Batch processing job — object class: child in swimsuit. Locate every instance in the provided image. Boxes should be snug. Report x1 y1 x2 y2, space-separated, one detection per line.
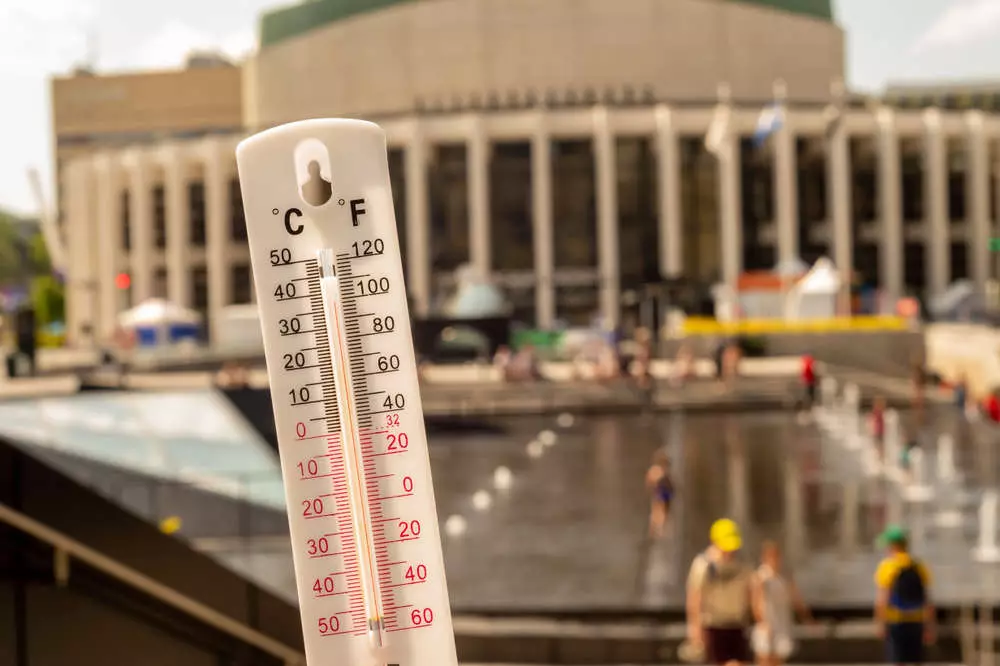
646 450 674 539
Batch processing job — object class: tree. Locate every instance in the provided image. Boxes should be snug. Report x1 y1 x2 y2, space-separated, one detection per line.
31 275 65 327
0 212 24 285
29 232 52 274
0 208 65 328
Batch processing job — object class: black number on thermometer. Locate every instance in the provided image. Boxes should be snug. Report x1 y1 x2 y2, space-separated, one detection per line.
269 248 292 265
372 316 395 333
351 238 384 256
383 393 405 409
279 317 302 335
357 277 390 296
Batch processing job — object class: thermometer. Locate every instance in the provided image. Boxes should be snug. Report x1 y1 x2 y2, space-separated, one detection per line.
235 119 458 666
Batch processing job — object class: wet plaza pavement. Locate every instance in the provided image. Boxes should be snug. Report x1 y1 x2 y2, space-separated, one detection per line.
186 404 1000 614
440 406 1000 613
8 382 998 614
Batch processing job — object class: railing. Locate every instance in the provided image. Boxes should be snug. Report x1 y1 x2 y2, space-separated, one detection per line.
0 501 305 666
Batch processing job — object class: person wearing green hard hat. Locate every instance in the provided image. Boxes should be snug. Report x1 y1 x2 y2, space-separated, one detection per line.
874 524 936 665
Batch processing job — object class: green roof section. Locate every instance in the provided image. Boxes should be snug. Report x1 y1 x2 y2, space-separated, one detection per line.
260 0 833 49
260 0 406 47
735 0 833 22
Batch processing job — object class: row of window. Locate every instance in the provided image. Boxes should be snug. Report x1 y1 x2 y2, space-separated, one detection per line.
414 85 659 114
119 178 247 251
142 264 254 306
111 135 999 296
889 93 1000 112
409 135 1000 288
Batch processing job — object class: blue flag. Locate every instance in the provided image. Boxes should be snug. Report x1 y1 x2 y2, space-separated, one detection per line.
752 104 784 147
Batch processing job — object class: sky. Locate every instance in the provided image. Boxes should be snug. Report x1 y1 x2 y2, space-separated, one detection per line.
3 0 1000 215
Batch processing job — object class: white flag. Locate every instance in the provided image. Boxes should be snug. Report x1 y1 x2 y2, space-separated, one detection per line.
705 105 731 156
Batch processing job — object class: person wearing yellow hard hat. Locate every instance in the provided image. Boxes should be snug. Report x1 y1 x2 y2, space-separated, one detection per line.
709 518 743 553
683 518 755 666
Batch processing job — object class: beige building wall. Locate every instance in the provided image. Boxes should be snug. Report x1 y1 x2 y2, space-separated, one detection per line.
52 67 243 137
51 66 244 222
248 0 844 128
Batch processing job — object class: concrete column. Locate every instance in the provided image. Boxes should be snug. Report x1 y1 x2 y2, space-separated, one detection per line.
125 151 154 303
655 105 683 278
924 108 949 297
718 126 743 291
877 109 903 307
594 107 620 330
65 161 96 346
94 155 123 340
774 101 799 265
467 116 491 278
201 137 232 342
162 147 191 307
405 124 431 318
532 113 555 329
827 106 853 312
967 112 990 291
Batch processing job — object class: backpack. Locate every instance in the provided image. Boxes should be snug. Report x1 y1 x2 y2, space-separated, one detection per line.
701 552 752 627
889 562 926 613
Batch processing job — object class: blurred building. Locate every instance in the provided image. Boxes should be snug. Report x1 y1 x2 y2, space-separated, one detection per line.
57 0 1000 345
885 81 1000 112
52 54 242 224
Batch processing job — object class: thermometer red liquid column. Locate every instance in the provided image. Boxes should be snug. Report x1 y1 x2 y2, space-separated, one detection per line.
236 119 458 666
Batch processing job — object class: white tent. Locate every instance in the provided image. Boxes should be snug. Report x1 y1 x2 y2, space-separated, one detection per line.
118 299 201 345
441 263 510 319
119 299 201 327
785 258 841 320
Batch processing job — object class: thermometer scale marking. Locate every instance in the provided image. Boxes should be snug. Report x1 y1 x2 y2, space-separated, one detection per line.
277 250 432 636
236 119 456 666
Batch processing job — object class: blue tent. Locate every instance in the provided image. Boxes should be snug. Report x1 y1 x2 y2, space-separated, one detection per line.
118 299 201 346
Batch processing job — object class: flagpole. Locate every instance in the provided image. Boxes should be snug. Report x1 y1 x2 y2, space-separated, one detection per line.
772 77 793 310
826 77 851 317
707 82 741 323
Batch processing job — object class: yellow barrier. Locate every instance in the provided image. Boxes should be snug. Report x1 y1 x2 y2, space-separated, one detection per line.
681 316 909 336
37 332 67 348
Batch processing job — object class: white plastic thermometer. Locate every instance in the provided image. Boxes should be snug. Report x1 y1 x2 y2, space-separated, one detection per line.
235 119 457 666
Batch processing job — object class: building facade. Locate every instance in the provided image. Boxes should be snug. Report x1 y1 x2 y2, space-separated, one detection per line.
58 0 1000 346
51 56 243 228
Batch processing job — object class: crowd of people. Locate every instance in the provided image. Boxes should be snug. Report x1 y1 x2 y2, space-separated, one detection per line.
490 333 748 388
680 519 935 666
651 357 937 666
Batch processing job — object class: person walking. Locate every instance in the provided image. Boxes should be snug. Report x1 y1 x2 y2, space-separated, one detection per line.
874 525 936 666
800 355 817 409
751 540 812 666
869 395 887 460
686 518 755 666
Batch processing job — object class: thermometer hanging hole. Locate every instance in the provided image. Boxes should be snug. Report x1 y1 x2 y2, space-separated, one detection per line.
294 138 334 207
